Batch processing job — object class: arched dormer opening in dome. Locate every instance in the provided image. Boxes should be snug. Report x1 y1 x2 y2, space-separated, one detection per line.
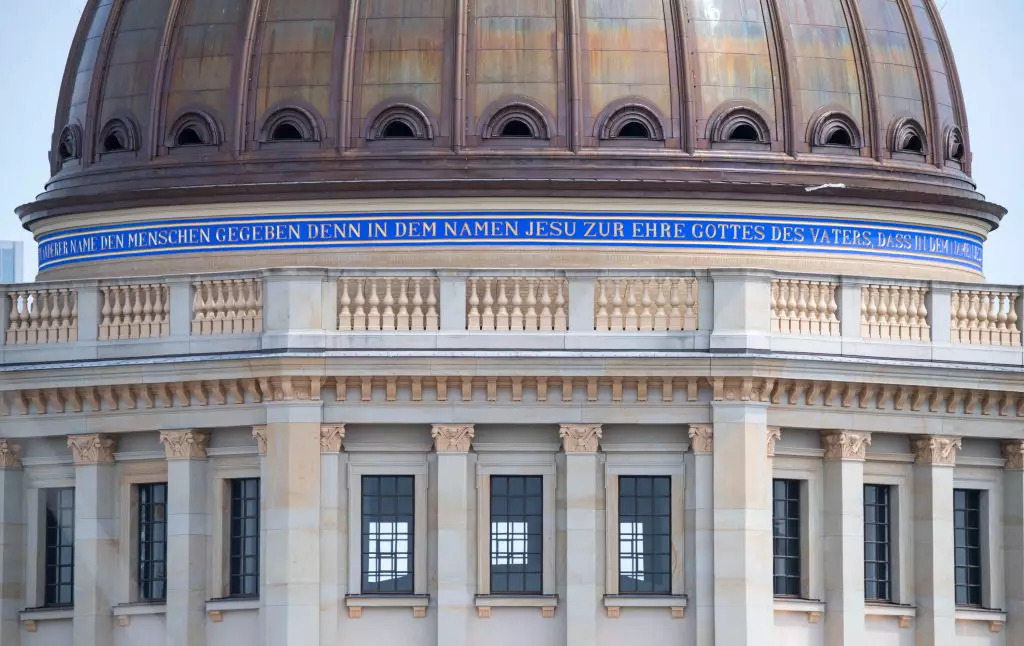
945 126 967 169
365 103 435 148
478 99 553 148
54 124 82 171
256 105 324 149
166 111 222 150
595 100 667 148
708 105 772 150
97 117 140 157
808 110 862 156
891 117 927 159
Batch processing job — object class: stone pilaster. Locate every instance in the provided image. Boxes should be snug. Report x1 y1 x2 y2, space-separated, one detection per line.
320 425 345 646
262 405 322 646
821 431 870 646
252 423 267 638
433 424 474 646
0 440 24 646
685 425 713 646
560 424 602 646
68 434 118 646
160 431 210 646
912 436 961 646
711 403 773 645
1002 440 1024 646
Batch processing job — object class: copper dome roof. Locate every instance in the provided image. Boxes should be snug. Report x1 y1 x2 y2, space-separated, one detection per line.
21 0 1002 225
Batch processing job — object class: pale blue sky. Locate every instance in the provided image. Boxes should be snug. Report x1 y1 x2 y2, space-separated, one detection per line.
0 0 1020 283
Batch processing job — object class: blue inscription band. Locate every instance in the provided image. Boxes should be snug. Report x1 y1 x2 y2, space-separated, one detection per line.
37 211 984 271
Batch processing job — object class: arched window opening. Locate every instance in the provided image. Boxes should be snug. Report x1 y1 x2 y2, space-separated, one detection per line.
826 128 852 147
499 119 533 138
951 140 964 160
617 121 651 139
728 124 759 142
382 120 415 139
58 138 74 161
176 127 205 146
903 134 923 153
103 132 126 152
271 122 304 142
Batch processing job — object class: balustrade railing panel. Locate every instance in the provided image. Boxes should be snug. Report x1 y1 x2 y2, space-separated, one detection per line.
99 284 170 340
191 279 263 335
595 278 699 332
5 288 78 345
860 285 930 342
467 277 568 332
951 290 1021 346
338 277 439 331
771 280 839 336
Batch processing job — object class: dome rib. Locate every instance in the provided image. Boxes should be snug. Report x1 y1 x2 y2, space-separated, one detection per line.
837 0 883 161
763 0 797 154
894 0 941 167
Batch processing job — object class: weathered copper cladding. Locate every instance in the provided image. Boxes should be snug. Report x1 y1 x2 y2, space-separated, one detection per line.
25 0 1001 227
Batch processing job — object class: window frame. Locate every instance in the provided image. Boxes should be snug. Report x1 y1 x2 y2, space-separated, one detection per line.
136 481 169 603
41 487 75 607
24 467 75 609
118 462 168 605
953 467 1003 610
208 457 261 600
227 477 260 598
359 474 416 594
863 460 912 605
772 478 803 597
863 483 893 602
771 456 823 601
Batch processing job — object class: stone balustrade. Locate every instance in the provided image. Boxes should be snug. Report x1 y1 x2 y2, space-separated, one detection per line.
99 284 170 340
191 279 263 335
860 284 931 342
951 289 1021 347
338 277 439 331
466 277 568 332
771 280 839 336
5 287 78 345
595 278 698 332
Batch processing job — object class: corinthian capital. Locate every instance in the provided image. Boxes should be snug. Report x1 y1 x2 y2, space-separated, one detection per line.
432 424 475 453
766 427 782 457
159 430 210 460
321 424 346 453
912 436 962 466
821 431 872 461
1002 441 1024 470
67 434 117 465
687 425 713 454
252 425 267 456
559 424 602 453
0 440 22 469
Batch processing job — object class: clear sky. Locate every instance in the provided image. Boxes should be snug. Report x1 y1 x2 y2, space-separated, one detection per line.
0 0 1020 283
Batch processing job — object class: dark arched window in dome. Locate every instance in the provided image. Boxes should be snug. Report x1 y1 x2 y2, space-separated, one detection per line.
903 134 923 153
500 119 533 138
617 121 651 139
826 128 852 147
58 136 75 161
97 118 138 155
176 127 205 146
271 122 304 142
728 124 759 142
382 120 415 139
103 132 126 152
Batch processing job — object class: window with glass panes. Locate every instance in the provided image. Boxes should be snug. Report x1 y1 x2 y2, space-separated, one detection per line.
954 489 983 606
43 488 75 606
618 476 672 594
864 484 892 601
229 478 260 597
362 475 414 594
772 479 802 597
490 475 543 594
137 483 168 601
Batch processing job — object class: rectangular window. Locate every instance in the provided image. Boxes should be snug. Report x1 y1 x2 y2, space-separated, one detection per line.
773 479 802 597
864 484 892 602
618 475 671 594
43 488 75 607
362 475 414 594
228 478 260 597
489 475 542 594
954 489 983 606
137 483 168 602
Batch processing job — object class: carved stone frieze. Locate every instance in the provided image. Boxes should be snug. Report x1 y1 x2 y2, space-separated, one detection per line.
432 424 475 453
688 425 713 454
67 434 117 465
159 430 210 460
1002 441 1024 470
0 439 22 469
321 424 346 453
766 427 782 457
821 431 872 461
912 436 962 466
560 424 602 453
252 425 267 456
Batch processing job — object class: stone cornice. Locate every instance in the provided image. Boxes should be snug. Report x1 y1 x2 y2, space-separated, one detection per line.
821 431 872 461
912 436 962 466
767 427 782 457
321 424 346 453
431 424 474 453
560 424 602 453
67 434 117 465
252 425 267 456
1002 441 1024 470
0 439 22 469
159 430 210 460
687 425 713 454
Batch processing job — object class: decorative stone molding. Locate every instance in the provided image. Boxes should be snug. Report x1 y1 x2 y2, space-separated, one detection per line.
67 434 117 465
1001 441 1024 470
821 431 872 461
766 427 782 457
0 439 22 468
710 377 774 402
432 424 475 453
252 425 267 456
159 430 210 460
559 424 602 453
912 436 962 466
687 425 713 454
321 424 346 453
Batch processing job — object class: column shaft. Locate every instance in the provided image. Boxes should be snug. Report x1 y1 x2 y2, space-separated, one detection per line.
0 464 25 646
1002 443 1024 646
320 448 342 646
564 451 600 645
165 456 209 646
436 452 471 646
913 457 956 645
72 462 118 646
685 439 714 646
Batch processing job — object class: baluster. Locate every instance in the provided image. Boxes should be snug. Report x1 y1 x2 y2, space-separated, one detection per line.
482 279 495 332
878 287 892 340
950 292 962 343
141 285 154 338
339 279 353 331
918 288 930 342
425 280 439 331
1009 294 1021 346
129 286 142 338
191 284 203 335
367 280 382 331
525 280 539 332
222 280 237 334
995 293 1009 346
956 291 969 344
610 280 624 331
253 280 264 333
987 292 1000 345
817 283 830 335
496 279 510 331
57 290 71 343
108 285 122 340
382 279 396 332
410 278 424 331
770 282 780 333
397 279 410 332
37 290 51 344
510 280 524 331
624 280 639 332
554 280 567 331
967 292 980 344
684 280 697 331
353 281 367 331
810 283 823 335
67 291 78 342
539 281 553 331
596 281 610 331
19 292 31 344
149 285 162 337
638 280 653 331
115 286 129 339
6 292 18 344
467 278 481 331
976 292 990 344
827 284 839 336
668 279 682 331
160 286 170 336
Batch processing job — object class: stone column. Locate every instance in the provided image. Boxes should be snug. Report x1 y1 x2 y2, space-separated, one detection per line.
685 425 714 646
821 431 871 646
320 425 345 646
160 430 210 646
68 434 118 646
912 436 961 646
0 441 24 646
1002 441 1024 646
433 424 475 646
252 424 268 632
560 424 602 646
262 390 322 645
710 400 773 645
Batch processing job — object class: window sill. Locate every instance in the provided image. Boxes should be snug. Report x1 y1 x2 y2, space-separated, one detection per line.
865 602 916 628
20 607 73 632
112 602 166 627
474 594 558 618
955 607 1007 633
603 594 688 619
774 598 825 624
206 597 260 622
345 594 429 619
